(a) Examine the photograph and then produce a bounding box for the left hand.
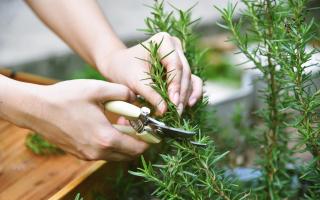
[96,32,203,115]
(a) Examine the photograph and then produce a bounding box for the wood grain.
[0,119,107,200]
[0,69,122,200]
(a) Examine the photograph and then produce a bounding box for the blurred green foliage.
[203,51,242,87]
[25,133,64,155]
[72,64,106,80]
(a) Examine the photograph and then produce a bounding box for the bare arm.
[0,75,41,128]
[25,0,125,67]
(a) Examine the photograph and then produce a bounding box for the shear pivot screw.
[141,107,151,116]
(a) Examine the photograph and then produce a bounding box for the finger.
[98,126,150,157]
[112,131,150,157]
[188,75,203,107]
[185,83,193,106]
[171,37,192,114]
[80,147,133,161]
[136,79,167,115]
[92,81,136,102]
[177,84,193,115]
[150,32,182,106]
[116,116,130,125]
[103,152,133,162]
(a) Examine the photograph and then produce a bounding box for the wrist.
[0,75,45,128]
[93,38,126,80]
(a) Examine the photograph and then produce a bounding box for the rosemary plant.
[272,1,320,198]
[130,1,244,199]
[217,0,319,199]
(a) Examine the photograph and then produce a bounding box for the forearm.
[0,75,44,128]
[25,0,125,68]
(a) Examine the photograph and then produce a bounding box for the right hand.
[96,32,203,115]
[12,79,149,161]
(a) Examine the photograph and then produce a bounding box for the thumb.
[91,81,136,103]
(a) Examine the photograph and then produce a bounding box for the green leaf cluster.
[217,0,320,199]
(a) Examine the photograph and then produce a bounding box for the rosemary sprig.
[25,133,64,155]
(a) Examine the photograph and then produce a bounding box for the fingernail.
[173,92,180,106]
[177,103,184,116]
[189,97,197,106]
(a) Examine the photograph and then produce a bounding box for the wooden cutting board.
[0,119,110,200]
[0,69,123,200]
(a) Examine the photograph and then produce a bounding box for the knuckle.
[133,143,149,156]
[123,88,131,100]
[96,132,116,151]
[176,61,183,70]
[180,87,188,97]
[118,84,129,92]
[129,148,141,157]
[170,59,183,70]
[90,82,107,96]
[84,150,101,161]
[169,80,181,91]
[95,85,106,95]
[114,84,131,100]
[80,84,94,97]
[132,79,142,88]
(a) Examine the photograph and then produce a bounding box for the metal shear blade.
[145,117,196,138]
[155,123,197,138]
[146,118,207,147]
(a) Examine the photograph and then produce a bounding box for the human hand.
[96,32,203,115]
[8,79,149,161]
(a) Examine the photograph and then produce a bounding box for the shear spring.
[129,120,144,133]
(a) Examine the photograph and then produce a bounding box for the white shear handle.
[104,101,141,119]
[112,124,161,144]
[104,101,161,144]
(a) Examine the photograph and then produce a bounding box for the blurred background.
[0,0,238,78]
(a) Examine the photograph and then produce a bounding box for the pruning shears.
[104,101,198,144]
